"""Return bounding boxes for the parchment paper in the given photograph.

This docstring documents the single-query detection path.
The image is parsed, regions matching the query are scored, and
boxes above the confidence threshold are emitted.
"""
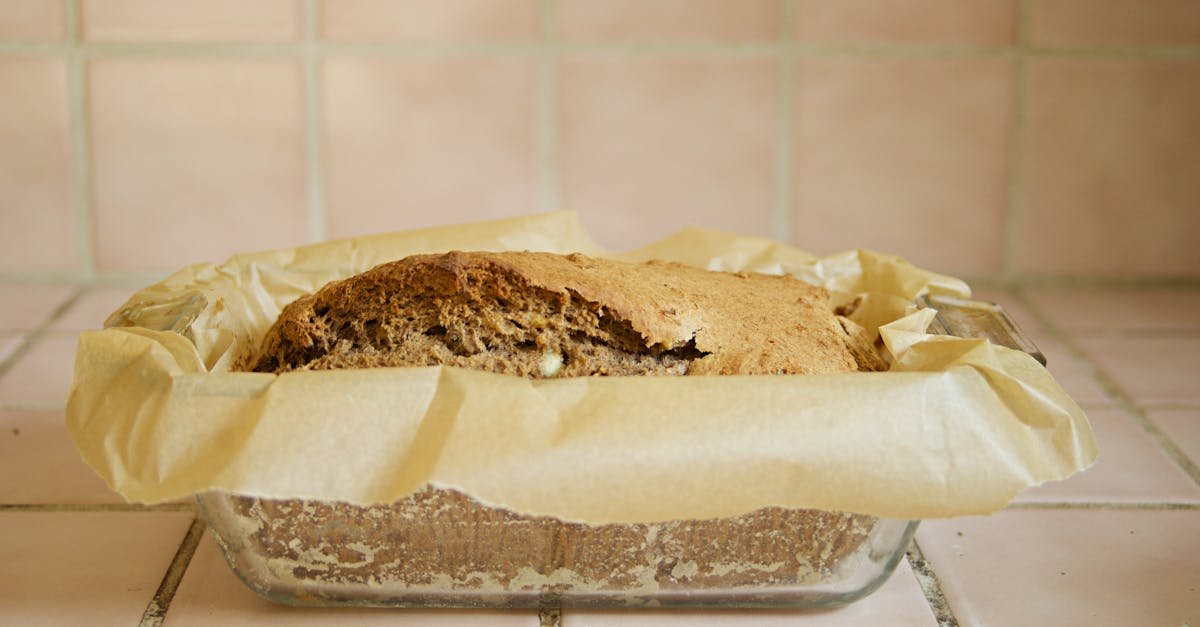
[66,211,1097,522]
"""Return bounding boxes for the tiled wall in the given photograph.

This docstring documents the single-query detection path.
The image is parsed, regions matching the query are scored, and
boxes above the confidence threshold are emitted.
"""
[1,0,1198,282]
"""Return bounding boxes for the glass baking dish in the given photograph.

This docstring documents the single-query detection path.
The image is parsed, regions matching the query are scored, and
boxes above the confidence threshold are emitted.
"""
[108,291,1037,609]
[195,488,918,609]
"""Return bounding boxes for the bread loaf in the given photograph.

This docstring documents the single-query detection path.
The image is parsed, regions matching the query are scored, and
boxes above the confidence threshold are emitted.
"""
[251,250,886,375]
[226,251,887,603]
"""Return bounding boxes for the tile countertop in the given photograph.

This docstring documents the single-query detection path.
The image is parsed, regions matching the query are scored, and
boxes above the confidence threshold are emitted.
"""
[0,283,1197,626]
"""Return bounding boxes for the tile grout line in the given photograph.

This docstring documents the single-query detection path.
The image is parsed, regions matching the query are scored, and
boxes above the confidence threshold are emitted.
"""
[0,286,87,384]
[139,517,205,627]
[906,539,959,627]
[301,0,326,243]
[772,0,795,244]
[65,0,95,282]
[1010,288,1200,488]
[538,0,559,214]
[1001,0,1030,279]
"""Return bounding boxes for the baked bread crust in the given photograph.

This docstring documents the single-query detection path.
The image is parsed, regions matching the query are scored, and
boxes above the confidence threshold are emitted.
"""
[251,251,882,376]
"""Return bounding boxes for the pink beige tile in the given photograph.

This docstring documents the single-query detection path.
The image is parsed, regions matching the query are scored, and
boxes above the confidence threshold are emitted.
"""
[0,283,75,330]
[968,286,1044,333]
[323,57,540,239]
[0,511,192,626]
[792,57,1012,276]
[1030,0,1200,48]
[0,334,77,406]
[0,0,64,40]
[0,57,78,274]
[794,0,1015,45]
[0,410,121,503]
[1018,59,1200,277]
[1024,329,1112,405]
[81,0,300,42]
[50,286,137,331]
[561,56,777,250]
[1075,336,1200,404]
[170,531,537,625]
[90,58,308,272]
[569,561,936,625]
[1023,287,1200,333]
[559,0,781,42]
[1016,407,1200,503]
[1149,410,1200,469]
[0,333,23,365]
[917,510,1200,626]
[321,0,540,41]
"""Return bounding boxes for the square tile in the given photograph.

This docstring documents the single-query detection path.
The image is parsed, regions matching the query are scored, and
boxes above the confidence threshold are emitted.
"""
[1024,329,1112,405]
[169,531,537,625]
[323,57,540,239]
[89,58,308,272]
[559,0,781,42]
[0,283,75,331]
[794,0,1016,45]
[1015,407,1200,503]
[0,57,78,274]
[1149,410,1200,470]
[561,56,777,250]
[50,286,137,331]
[1023,287,1200,333]
[321,0,540,41]
[917,509,1200,626]
[1030,0,1200,48]
[0,511,194,626]
[792,57,1013,276]
[1075,336,1200,404]
[0,334,77,407]
[0,410,121,504]
[0,333,23,365]
[81,0,300,42]
[1018,59,1200,276]
[0,0,64,40]
[568,560,936,625]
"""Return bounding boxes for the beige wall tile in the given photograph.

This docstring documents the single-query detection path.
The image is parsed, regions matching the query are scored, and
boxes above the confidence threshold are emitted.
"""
[791,57,1012,276]
[1030,0,1200,47]
[82,0,300,42]
[322,0,540,41]
[560,0,781,42]
[1018,59,1200,277]
[795,0,1015,45]
[90,59,308,271]
[560,56,777,250]
[0,511,193,626]
[0,0,64,40]
[322,57,540,239]
[0,58,78,273]
[1024,329,1112,405]
[918,510,1200,626]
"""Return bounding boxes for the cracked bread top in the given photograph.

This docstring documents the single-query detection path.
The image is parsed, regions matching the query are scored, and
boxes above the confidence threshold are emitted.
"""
[250,251,882,377]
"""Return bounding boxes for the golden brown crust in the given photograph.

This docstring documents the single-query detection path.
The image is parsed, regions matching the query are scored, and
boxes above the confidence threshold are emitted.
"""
[251,251,878,376]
